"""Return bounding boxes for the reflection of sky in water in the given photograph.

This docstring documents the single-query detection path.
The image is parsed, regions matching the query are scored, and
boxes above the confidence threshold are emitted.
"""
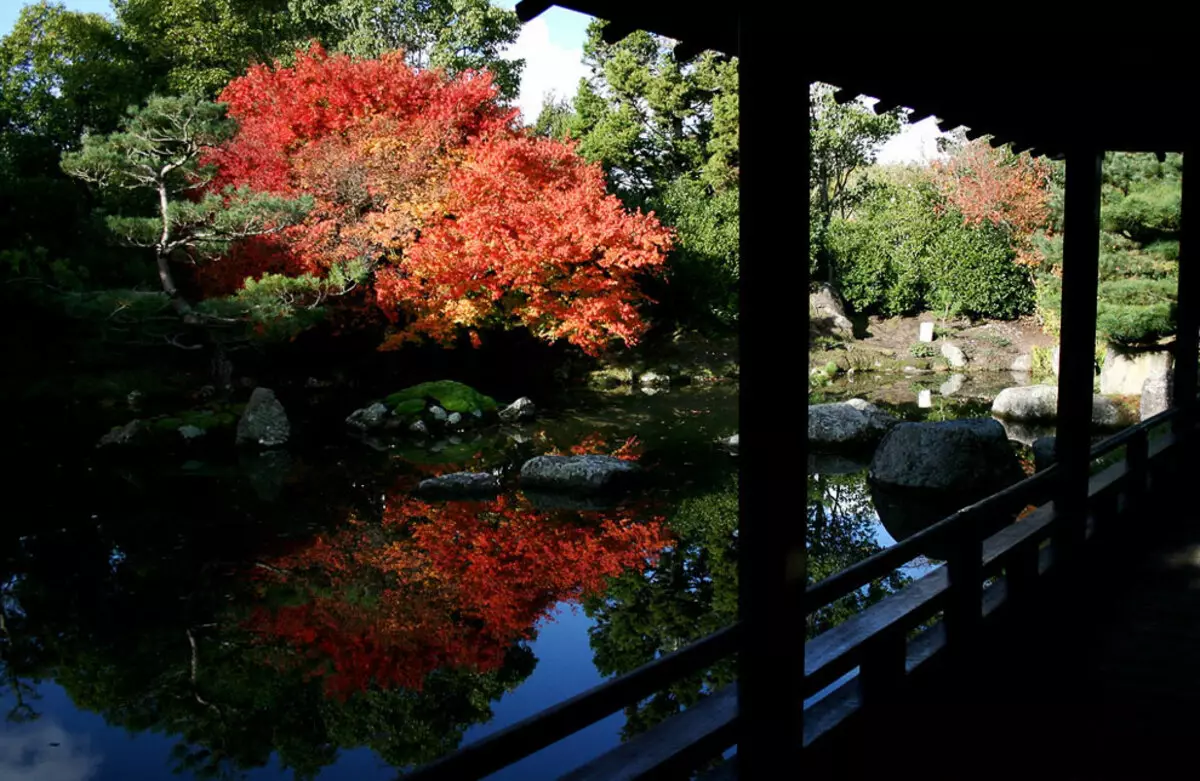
[0,720,102,781]
[0,607,618,781]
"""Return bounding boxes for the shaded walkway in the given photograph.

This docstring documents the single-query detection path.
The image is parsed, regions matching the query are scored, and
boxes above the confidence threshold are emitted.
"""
[819,485,1200,780]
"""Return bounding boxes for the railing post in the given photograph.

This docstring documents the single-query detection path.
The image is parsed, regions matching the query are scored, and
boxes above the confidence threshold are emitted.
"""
[1125,428,1149,517]
[1005,540,1041,604]
[859,629,907,704]
[1054,147,1103,565]
[945,512,983,648]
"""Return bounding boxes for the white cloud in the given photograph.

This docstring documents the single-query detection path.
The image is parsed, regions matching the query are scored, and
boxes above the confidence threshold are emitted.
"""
[501,16,589,125]
[0,721,102,781]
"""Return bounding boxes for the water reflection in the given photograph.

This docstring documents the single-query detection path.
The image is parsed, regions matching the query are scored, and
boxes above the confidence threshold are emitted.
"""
[0,720,102,781]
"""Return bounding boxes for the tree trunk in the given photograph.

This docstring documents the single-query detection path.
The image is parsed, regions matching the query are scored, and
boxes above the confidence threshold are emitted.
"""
[156,182,195,319]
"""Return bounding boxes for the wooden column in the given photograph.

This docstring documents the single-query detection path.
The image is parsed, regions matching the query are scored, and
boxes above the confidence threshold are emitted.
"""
[1054,149,1103,555]
[1174,148,1199,439]
[736,12,805,777]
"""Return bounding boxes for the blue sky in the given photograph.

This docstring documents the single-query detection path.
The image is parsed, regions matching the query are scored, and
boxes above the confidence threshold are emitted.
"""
[1,0,939,159]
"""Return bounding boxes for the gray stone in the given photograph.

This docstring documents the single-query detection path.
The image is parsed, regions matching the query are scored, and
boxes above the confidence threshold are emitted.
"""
[997,418,1055,446]
[1100,346,1173,395]
[471,408,484,418]
[97,419,143,448]
[447,411,463,426]
[519,454,642,493]
[940,342,968,368]
[417,471,501,498]
[639,371,670,387]
[1052,346,1061,377]
[1141,372,1173,421]
[939,373,966,396]
[918,389,932,408]
[429,405,448,422]
[991,385,1058,422]
[809,283,854,338]
[641,386,662,396]
[992,384,1125,429]
[1032,436,1057,472]
[1011,354,1033,373]
[345,402,390,432]
[919,322,935,342]
[179,425,206,440]
[808,399,898,452]
[448,435,463,445]
[409,419,429,435]
[236,388,290,447]
[722,433,739,454]
[869,418,1023,493]
[499,396,536,423]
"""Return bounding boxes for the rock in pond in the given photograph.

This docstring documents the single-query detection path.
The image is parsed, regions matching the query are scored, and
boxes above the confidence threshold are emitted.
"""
[519,455,642,493]
[991,384,1125,430]
[869,418,1025,556]
[429,405,448,422]
[417,471,502,498]
[98,419,144,448]
[870,418,1023,493]
[1032,436,1057,472]
[1011,353,1033,373]
[809,399,898,452]
[722,433,739,455]
[236,388,290,447]
[639,371,670,387]
[499,397,537,423]
[346,402,389,432]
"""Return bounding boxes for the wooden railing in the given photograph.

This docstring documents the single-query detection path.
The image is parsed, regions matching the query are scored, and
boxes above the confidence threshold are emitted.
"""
[404,408,1187,781]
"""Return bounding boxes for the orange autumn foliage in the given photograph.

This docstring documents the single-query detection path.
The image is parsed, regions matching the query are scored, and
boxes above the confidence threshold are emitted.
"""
[206,45,671,354]
[243,493,670,697]
[932,140,1054,268]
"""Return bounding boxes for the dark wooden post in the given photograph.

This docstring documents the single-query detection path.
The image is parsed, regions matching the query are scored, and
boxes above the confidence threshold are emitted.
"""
[737,12,806,776]
[1175,149,1199,447]
[1054,149,1103,559]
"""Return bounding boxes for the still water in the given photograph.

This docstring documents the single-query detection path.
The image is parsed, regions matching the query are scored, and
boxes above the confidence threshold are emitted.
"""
[2,385,746,781]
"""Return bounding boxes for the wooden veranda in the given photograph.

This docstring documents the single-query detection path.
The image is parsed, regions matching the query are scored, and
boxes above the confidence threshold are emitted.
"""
[404,6,1200,779]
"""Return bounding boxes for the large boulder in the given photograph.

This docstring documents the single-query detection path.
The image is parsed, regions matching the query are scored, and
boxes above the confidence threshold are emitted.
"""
[991,384,1126,430]
[869,418,1023,493]
[1099,346,1173,396]
[417,471,502,498]
[808,399,898,452]
[869,419,1025,555]
[1141,372,1173,421]
[810,283,854,338]
[97,419,144,448]
[519,455,642,493]
[236,388,290,447]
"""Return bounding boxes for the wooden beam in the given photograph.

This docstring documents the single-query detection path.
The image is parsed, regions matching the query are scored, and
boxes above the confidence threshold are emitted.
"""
[513,0,554,22]
[1054,148,1103,558]
[738,8,804,778]
[1174,147,1199,438]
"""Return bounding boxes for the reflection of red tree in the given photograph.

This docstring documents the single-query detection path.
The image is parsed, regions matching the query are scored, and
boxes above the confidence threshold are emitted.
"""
[244,494,670,697]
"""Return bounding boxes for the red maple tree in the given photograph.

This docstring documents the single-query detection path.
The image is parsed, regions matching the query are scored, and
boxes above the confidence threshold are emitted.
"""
[932,140,1054,267]
[205,45,671,354]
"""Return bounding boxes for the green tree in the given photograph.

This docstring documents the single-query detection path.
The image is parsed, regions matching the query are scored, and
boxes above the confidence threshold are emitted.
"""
[61,94,312,321]
[809,82,903,283]
[1,2,159,293]
[114,0,524,99]
[534,20,739,326]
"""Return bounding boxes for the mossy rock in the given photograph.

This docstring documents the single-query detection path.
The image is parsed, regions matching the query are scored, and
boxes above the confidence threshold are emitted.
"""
[587,367,636,388]
[383,381,497,415]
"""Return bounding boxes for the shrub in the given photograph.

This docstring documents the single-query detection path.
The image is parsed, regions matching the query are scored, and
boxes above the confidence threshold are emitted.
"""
[1095,278,1177,345]
[909,343,936,358]
[1031,345,1055,378]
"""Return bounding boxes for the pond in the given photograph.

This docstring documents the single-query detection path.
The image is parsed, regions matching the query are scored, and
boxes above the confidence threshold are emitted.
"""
[0,384,742,781]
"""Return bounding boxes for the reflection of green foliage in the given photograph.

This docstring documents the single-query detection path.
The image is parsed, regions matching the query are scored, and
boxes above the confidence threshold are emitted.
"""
[383,381,497,414]
[807,471,910,637]
[584,475,738,740]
